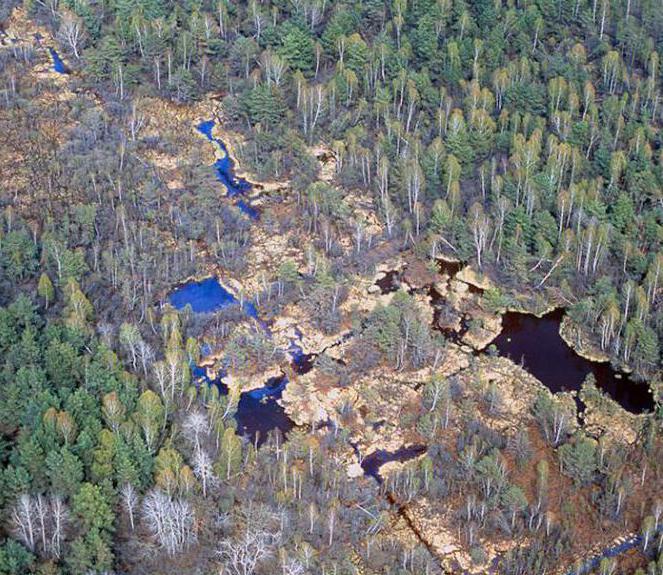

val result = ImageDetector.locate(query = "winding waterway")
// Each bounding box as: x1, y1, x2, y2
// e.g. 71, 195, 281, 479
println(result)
196, 119, 260, 219
173, 272, 654, 451
172, 124, 654, 466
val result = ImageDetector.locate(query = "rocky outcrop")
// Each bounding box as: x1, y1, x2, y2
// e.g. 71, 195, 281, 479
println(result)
222, 365, 285, 395
559, 315, 611, 363
455, 266, 494, 291
462, 312, 502, 350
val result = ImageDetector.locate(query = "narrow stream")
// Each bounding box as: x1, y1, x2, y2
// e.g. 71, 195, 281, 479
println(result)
196, 119, 259, 219
565, 525, 663, 575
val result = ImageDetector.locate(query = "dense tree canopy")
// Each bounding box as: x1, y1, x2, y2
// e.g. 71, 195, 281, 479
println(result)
0, 0, 661, 572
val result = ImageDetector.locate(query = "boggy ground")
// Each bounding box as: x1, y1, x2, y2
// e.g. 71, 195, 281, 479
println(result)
276, 261, 654, 573
158, 122, 656, 572
3, 14, 658, 573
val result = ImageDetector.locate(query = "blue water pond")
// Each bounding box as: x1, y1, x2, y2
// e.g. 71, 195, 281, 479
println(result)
168, 277, 258, 319
361, 445, 427, 482
169, 277, 236, 313
48, 48, 67, 74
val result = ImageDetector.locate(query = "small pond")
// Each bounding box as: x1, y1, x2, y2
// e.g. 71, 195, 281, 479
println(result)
48, 47, 67, 74
185, 323, 317, 446
236, 375, 294, 444
192, 368, 293, 446
374, 270, 402, 294
361, 445, 427, 481
236, 199, 259, 220
436, 259, 463, 278
168, 277, 258, 318
493, 309, 654, 414
229, 330, 316, 443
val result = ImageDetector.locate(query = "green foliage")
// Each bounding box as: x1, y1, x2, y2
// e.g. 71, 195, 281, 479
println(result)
135, 390, 164, 452
216, 427, 242, 480
67, 482, 115, 574
0, 230, 38, 282
482, 288, 510, 313
559, 434, 598, 486
279, 27, 315, 73
37, 273, 54, 308
73, 482, 115, 534
244, 85, 287, 127
46, 447, 84, 497
63, 280, 93, 332
0, 540, 34, 575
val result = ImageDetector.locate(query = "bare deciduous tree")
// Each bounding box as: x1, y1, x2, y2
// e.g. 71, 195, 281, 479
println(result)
57, 12, 86, 59
183, 410, 209, 452
50, 494, 67, 558
470, 202, 490, 269
142, 489, 197, 555
218, 506, 282, 575
12, 493, 69, 557
193, 449, 216, 497
121, 483, 138, 531
12, 494, 36, 551
128, 100, 146, 142
281, 557, 305, 575
259, 50, 287, 86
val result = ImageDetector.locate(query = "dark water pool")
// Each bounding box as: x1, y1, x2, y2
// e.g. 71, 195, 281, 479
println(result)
361, 445, 427, 481
237, 375, 294, 444
186, 327, 317, 446
48, 47, 67, 73
493, 309, 654, 413
564, 524, 663, 575
230, 329, 317, 443
437, 259, 463, 277
192, 367, 293, 446
288, 329, 317, 375
374, 270, 402, 294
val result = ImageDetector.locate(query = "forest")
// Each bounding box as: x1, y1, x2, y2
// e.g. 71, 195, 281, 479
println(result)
0, 0, 661, 572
